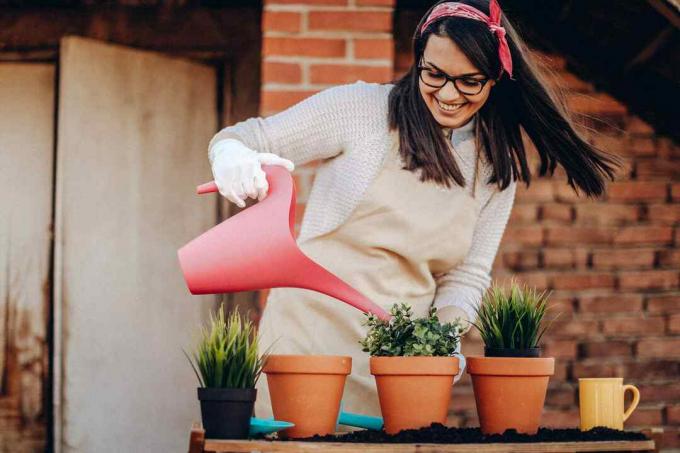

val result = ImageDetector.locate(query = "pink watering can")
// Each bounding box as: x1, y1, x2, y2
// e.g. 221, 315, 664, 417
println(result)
178, 165, 390, 321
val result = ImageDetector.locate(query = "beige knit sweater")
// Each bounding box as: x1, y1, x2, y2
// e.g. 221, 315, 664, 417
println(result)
208, 81, 516, 322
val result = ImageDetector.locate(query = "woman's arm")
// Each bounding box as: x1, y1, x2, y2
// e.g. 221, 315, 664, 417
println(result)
209, 82, 373, 167
434, 181, 517, 332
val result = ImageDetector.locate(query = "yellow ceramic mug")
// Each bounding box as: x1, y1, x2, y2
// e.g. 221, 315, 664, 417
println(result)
579, 378, 640, 431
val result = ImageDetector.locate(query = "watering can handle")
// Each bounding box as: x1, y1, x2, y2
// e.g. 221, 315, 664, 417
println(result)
197, 181, 218, 195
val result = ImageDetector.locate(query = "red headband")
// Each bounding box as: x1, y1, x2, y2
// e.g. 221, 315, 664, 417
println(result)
420, 0, 513, 80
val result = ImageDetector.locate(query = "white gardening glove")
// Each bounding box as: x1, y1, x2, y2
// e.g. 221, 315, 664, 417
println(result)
209, 138, 295, 208
437, 305, 470, 383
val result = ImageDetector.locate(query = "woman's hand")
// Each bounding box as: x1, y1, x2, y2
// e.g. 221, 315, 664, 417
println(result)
210, 138, 295, 207
437, 306, 470, 383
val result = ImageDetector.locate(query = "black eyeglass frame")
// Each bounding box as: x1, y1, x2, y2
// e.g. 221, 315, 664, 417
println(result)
416, 65, 491, 96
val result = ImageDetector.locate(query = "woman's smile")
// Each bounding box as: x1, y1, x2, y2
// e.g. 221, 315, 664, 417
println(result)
436, 99, 466, 113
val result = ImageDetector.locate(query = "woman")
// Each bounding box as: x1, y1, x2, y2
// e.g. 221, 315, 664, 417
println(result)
208, 0, 617, 417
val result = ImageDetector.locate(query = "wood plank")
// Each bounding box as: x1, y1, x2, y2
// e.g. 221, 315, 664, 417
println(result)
202, 439, 656, 453
54, 36, 217, 452
0, 63, 55, 423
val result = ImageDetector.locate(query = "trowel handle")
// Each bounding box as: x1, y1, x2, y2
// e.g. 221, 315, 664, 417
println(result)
338, 411, 384, 431
197, 181, 218, 194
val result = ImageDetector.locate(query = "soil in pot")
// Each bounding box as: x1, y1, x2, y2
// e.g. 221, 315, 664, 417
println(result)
198, 387, 256, 439
294, 423, 648, 443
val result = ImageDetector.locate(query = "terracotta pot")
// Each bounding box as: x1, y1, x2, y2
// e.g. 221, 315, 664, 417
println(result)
370, 356, 459, 434
467, 356, 555, 435
264, 355, 351, 438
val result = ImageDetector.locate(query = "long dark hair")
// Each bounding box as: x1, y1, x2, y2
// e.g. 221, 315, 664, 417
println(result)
388, 0, 618, 196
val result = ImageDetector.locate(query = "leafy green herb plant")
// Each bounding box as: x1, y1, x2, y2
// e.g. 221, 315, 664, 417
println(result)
474, 281, 554, 351
360, 303, 461, 357
186, 305, 266, 389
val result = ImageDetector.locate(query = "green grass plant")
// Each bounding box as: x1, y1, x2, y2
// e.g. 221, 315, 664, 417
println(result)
186, 305, 265, 389
474, 281, 553, 350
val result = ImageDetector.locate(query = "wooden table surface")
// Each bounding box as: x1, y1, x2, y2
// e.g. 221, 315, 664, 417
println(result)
188, 425, 657, 453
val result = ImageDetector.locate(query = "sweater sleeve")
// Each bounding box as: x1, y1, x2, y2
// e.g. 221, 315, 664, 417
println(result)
208, 82, 376, 166
433, 181, 517, 327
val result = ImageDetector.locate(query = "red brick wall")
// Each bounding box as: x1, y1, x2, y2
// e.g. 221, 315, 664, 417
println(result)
258, 2, 679, 448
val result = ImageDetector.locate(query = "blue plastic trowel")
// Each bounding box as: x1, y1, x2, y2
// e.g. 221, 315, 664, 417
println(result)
249, 401, 383, 436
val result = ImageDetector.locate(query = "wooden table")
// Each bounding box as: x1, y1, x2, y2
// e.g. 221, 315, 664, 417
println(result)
188, 424, 658, 453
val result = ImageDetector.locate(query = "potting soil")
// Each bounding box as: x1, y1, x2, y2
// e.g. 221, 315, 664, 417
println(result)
292, 423, 648, 444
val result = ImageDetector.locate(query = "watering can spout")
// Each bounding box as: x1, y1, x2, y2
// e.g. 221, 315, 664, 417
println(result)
178, 165, 390, 321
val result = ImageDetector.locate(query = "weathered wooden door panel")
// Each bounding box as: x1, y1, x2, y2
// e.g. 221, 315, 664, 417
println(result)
0, 63, 54, 449
54, 36, 216, 452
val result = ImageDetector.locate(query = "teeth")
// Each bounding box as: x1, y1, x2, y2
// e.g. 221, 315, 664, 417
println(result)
437, 100, 463, 112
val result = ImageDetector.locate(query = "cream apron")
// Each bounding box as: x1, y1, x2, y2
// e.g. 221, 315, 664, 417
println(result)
255, 132, 481, 418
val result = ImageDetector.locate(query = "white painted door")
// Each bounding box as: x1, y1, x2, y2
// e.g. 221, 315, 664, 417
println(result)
54, 36, 217, 452
0, 63, 55, 450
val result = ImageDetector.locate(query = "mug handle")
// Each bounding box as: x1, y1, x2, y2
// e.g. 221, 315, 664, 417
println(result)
622, 384, 640, 422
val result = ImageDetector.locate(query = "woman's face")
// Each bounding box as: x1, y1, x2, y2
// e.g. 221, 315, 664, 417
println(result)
418, 34, 495, 129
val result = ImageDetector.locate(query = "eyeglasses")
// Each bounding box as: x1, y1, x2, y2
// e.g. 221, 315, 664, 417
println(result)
417, 65, 490, 96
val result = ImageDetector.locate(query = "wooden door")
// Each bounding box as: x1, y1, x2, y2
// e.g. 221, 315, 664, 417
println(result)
54, 36, 217, 452
0, 63, 55, 450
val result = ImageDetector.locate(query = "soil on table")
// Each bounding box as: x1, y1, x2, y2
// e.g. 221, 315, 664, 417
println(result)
289, 424, 648, 444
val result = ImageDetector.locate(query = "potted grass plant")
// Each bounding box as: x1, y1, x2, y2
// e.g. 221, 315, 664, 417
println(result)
467, 282, 556, 435
186, 305, 265, 439
361, 303, 462, 434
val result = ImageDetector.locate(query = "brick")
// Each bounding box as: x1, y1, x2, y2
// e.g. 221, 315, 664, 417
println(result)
619, 270, 678, 290
591, 248, 656, 270
635, 159, 680, 178
542, 409, 579, 428
545, 386, 576, 407
503, 226, 544, 246
356, 0, 395, 5
309, 11, 392, 32
309, 64, 392, 84
515, 180, 554, 202
659, 249, 680, 267
546, 227, 613, 245
550, 318, 599, 339
354, 38, 394, 60
554, 183, 587, 203
656, 428, 680, 448
508, 204, 538, 224
575, 204, 639, 225
267, 0, 347, 4
581, 341, 633, 358
626, 116, 654, 134
551, 273, 615, 290
548, 297, 576, 316
579, 295, 643, 313
262, 62, 302, 84
510, 272, 549, 289
502, 250, 540, 271
623, 359, 680, 380
544, 339, 577, 359
542, 248, 588, 270
608, 181, 668, 203
629, 137, 657, 156
263, 37, 346, 58
668, 405, 680, 425
647, 295, 680, 313
672, 183, 680, 201
637, 337, 680, 358
676, 227, 680, 246
601, 315, 665, 336
626, 406, 663, 427
262, 11, 302, 33
613, 226, 673, 245
261, 90, 318, 114
541, 203, 573, 222
647, 203, 680, 224
572, 361, 622, 378
568, 93, 627, 115
637, 382, 680, 403
554, 361, 569, 381
669, 314, 680, 333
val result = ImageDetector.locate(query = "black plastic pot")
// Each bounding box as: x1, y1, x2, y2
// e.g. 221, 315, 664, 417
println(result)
197, 387, 256, 439
484, 347, 541, 358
